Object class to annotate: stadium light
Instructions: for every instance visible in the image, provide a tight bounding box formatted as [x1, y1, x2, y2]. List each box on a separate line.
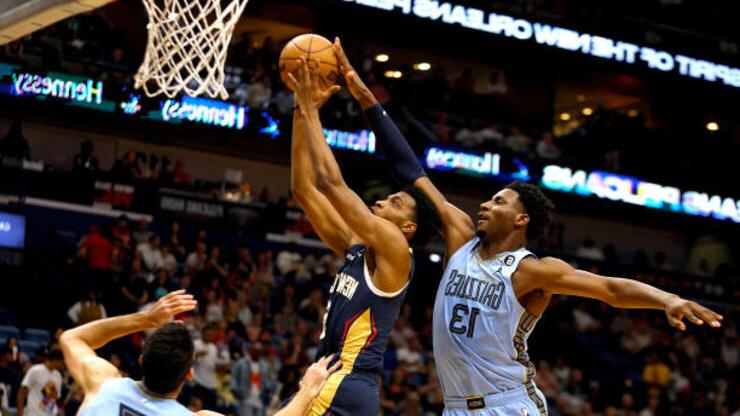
[706, 122, 719, 131]
[413, 62, 432, 71]
[559, 112, 571, 121]
[375, 54, 389, 62]
[429, 253, 442, 263]
[384, 70, 403, 79]
[582, 107, 593, 116]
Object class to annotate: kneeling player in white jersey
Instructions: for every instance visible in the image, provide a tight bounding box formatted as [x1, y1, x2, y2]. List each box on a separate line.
[60, 290, 340, 415]
[332, 39, 723, 416]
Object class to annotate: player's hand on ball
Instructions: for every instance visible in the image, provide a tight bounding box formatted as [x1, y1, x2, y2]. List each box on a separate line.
[286, 58, 340, 111]
[333, 37, 378, 110]
[299, 354, 342, 398]
[145, 290, 197, 328]
[664, 296, 722, 331]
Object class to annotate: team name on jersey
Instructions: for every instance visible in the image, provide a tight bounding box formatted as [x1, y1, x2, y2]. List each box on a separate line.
[444, 269, 505, 310]
[331, 272, 359, 300]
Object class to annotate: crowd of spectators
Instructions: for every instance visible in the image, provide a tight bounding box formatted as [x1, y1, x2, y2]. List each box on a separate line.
[0, 212, 737, 416]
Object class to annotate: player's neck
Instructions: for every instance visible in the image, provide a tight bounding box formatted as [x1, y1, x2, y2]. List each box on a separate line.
[478, 234, 525, 259]
[137, 380, 179, 400]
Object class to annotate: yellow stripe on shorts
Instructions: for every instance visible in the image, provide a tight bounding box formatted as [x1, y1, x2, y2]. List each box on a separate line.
[308, 308, 374, 415]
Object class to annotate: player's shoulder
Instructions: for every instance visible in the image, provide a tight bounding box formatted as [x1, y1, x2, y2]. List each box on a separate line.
[448, 236, 479, 261]
[516, 256, 571, 281]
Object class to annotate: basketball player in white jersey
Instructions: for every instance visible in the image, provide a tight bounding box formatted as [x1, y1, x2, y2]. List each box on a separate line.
[332, 38, 723, 415]
[60, 290, 341, 415]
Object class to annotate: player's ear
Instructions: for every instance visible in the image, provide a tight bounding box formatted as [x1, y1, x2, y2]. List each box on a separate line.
[401, 221, 417, 237]
[515, 213, 529, 228]
[138, 354, 143, 366]
[187, 368, 194, 381]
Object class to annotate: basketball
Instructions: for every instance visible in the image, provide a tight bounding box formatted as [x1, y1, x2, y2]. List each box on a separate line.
[279, 34, 340, 90]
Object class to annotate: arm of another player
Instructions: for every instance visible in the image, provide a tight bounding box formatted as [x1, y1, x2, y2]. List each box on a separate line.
[59, 290, 197, 396]
[333, 38, 475, 257]
[194, 356, 341, 416]
[274, 355, 342, 416]
[290, 87, 355, 256]
[290, 61, 412, 292]
[515, 257, 723, 331]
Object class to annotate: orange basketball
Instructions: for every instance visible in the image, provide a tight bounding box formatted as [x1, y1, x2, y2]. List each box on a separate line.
[279, 34, 340, 90]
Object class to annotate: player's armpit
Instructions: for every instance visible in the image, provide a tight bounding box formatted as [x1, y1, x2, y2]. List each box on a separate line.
[413, 177, 475, 255]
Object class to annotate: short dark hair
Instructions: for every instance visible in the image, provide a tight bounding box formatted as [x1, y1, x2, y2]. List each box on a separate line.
[142, 323, 194, 395]
[402, 186, 442, 247]
[505, 181, 555, 242]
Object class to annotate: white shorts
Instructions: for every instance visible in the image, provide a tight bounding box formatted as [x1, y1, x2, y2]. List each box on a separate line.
[442, 384, 548, 416]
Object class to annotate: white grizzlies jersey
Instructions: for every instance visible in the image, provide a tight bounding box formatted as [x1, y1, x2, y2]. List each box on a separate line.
[433, 237, 546, 413]
[78, 378, 192, 416]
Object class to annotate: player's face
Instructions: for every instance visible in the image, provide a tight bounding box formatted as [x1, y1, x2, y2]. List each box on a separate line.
[476, 188, 527, 240]
[371, 192, 418, 236]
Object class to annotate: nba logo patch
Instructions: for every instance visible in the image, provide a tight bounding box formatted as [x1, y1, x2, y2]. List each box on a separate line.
[504, 255, 515, 266]
[519, 406, 529, 416]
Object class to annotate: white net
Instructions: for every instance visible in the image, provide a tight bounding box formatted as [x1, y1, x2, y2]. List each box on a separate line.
[135, 0, 250, 99]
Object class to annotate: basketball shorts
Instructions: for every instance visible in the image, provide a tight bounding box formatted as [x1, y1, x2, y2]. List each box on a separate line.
[442, 383, 548, 416]
[307, 367, 379, 416]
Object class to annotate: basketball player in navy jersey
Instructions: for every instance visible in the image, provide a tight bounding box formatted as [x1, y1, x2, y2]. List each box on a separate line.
[286, 59, 440, 416]
[333, 38, 723, 415]
[59, 290, 343, 415]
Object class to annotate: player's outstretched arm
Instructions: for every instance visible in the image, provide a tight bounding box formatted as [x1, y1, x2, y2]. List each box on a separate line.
[515, 257, 723, 331]
[60, 290, 197, 396]
[333, 38, 475, 257]
[274, 355, 342, 416]
[289, 60, 411, 293]
[289, 77, 355, 256]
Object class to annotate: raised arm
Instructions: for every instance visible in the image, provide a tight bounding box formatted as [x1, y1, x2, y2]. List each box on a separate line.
[333, 38, 474, 258]
[59, 291, 196, 397]
[289, 60, 411, 293]
[515, 257, 723, 331]
[291, 92, 355, 256]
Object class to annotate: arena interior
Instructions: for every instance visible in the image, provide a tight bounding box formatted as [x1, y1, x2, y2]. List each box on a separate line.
[0, 0, 738, 415]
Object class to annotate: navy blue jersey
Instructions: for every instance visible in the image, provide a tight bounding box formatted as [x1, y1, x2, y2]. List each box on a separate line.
[310, 244, 413, 415]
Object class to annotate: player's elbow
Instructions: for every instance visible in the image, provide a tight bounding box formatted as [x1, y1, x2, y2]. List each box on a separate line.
[59, 330, 79, 351]
[315, 175, 343, 194]
[602, 278, 626, 307]
[291, 181, 311, 201]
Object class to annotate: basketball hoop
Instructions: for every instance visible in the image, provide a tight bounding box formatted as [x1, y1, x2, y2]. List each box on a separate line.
[135, 0, 250, 99]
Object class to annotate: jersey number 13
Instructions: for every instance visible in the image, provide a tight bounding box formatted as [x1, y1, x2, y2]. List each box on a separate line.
[449, 303, 480, 338]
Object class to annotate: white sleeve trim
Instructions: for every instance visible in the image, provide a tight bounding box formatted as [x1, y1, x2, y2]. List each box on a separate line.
[363, 257, 409, 298]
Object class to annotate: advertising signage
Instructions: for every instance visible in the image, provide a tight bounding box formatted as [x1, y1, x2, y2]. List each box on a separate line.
[341, 0, 740, 89]
[1, 65, 116, 112]
[2, 63, 736, 224]
[541, 165, 740, 223]
[12, 72, 104, 104]
[424, 146, 530, 181]
[161, 96, 247, 130]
